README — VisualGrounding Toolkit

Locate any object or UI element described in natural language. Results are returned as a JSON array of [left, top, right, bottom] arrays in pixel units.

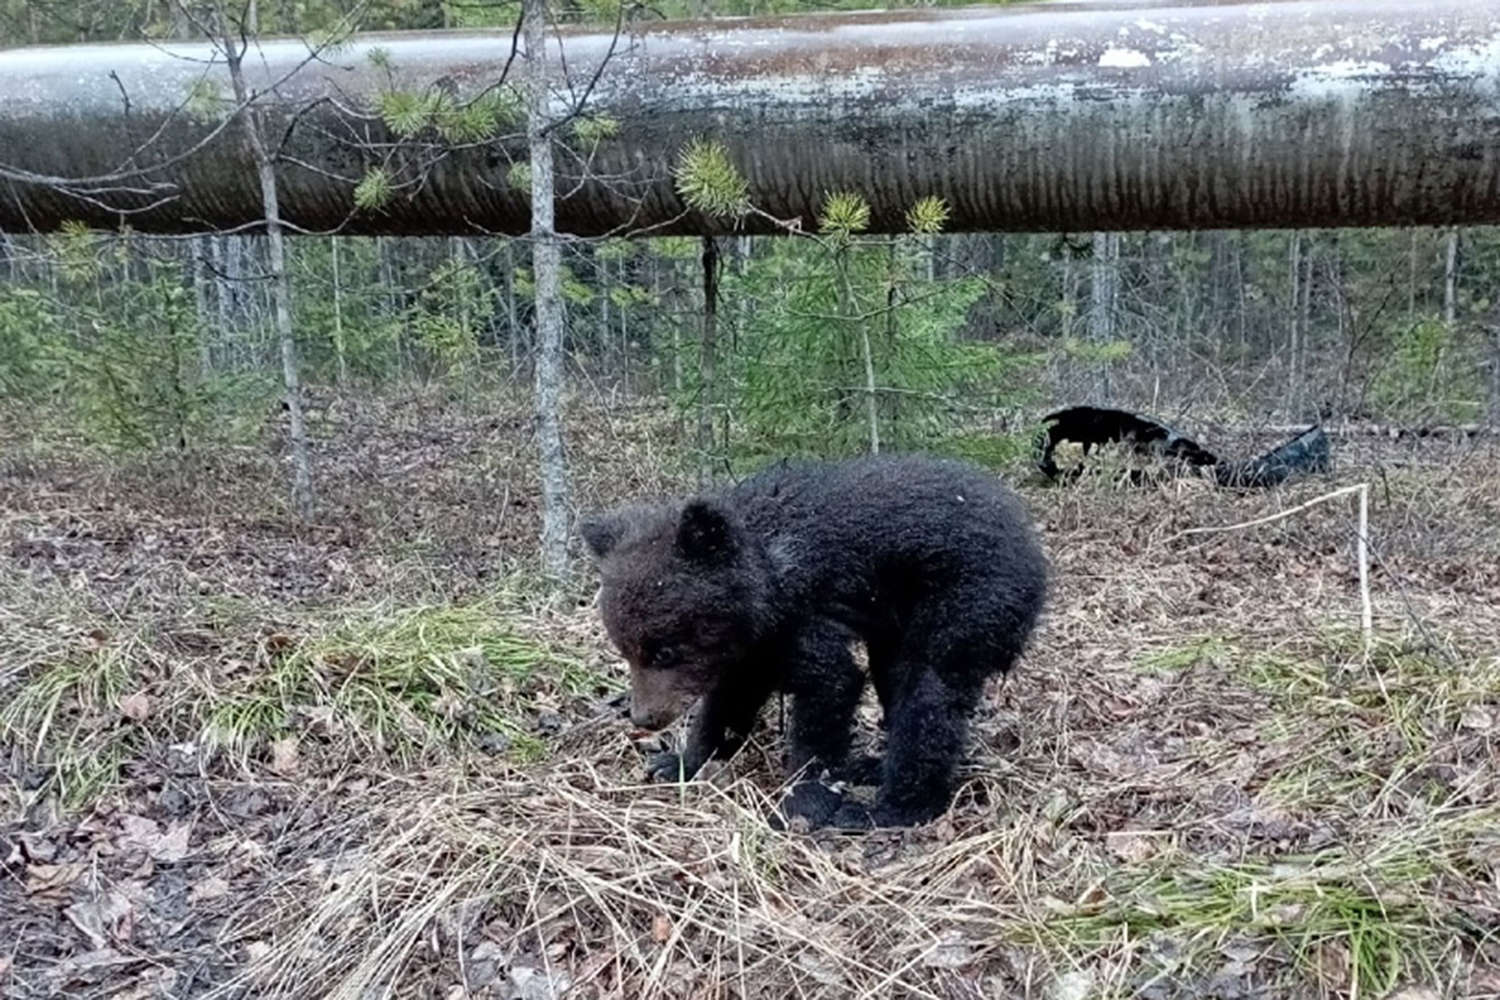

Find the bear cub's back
[[732, 454, 1036, 552]]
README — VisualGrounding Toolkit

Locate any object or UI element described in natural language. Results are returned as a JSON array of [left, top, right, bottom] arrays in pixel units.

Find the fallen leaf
[[1460, 706, 1495, 731], [471, 941, 507, 963], [651, 913, 671, 943], [118, 692, 151, 722], [264, 632, 296, 653], [1077, 876, 1117, 907], [18, 832, 57, 863], [189, 875, 231, 902], [270, 737, 300, 776], [0, 955, 11, 977], [154, 821, 192, 862], [63, 890, 134, 949], [1048, 970, 1093, 1000], [26, 862, 86, 895], [1106, 830, 1159, 864], [1388, 988, 1441, 1000], [119, 815, 160, 849], [1261, 902, 1305, 926], [1316, 941, 1351, 994], [466, 941, 508, 989], [510, 965, 573, 1000], [107, 966, 179, 1000], [118, 816, 193, 862], [1219, 939, 1261, 966], [792, 952, 843, 988], [921, 930, 974, 969], [48, 947, 121, 981]]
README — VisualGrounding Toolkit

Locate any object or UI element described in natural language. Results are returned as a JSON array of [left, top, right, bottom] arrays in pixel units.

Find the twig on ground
[[1164, 483, 1375, 654]]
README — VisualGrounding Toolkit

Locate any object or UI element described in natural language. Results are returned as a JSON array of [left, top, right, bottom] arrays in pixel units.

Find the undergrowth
[[1, 598, 614, 811]]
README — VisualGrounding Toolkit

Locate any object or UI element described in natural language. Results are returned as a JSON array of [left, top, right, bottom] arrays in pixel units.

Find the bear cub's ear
[[580, 517, 616, 560], [675, 500, 739, 565], [581, 502, 672, 561], [580, 509, 636, 560]]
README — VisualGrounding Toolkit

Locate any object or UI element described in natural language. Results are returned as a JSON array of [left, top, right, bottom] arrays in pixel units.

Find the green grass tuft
[[202, 601, 607, 767], [3, 597, 613, 810]]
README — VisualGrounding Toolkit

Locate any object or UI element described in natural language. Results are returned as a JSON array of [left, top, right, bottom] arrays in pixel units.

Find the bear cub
[[580, 453, 1048, 830]]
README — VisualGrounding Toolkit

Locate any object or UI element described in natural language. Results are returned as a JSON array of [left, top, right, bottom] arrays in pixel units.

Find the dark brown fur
[[581, 454, 1048, 830]]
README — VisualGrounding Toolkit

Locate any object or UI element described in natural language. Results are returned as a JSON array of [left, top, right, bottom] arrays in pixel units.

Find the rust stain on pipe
[[2, 0, 1499, 236]]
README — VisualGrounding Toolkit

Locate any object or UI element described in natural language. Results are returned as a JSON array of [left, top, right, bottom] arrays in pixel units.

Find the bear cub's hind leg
[[867, 667, 984, 828]]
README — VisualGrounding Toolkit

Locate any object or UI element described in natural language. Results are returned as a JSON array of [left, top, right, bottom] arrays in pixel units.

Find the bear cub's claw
[[830, 754, 883, 786]]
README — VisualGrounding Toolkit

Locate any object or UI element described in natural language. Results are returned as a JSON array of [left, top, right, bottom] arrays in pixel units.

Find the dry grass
[[2, 389, 1499, 999]]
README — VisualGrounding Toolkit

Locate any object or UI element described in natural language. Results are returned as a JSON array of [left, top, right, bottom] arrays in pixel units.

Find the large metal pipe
[[2, 0, 1500, 237]]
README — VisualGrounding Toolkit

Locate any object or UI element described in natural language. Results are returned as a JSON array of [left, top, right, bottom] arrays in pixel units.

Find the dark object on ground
[[1259, 421, 1499, 440], [1213, 425, 1332, 488], [1035, 406, 1331, 489], [580, 454, 1048, 832]]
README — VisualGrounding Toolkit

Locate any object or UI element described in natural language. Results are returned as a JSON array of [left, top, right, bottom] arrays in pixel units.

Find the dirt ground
[[2, 391, 1498, 999]]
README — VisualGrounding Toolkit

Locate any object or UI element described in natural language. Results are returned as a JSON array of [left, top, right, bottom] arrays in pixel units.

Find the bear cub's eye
[[644, 642, 681, 669]]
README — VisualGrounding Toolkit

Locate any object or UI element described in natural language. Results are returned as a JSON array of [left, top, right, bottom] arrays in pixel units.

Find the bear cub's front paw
[[768, 780, 846, 831], [645, 751, 692, 783]]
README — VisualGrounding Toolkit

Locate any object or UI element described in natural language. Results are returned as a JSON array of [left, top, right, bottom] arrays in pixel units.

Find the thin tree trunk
[[673, 317, 684, 395], [452, 236, 470, 358], [831, 242, 878, 454], [190, 236, 213, 377], [1331, 241, 1351, 416], [697, 235, 719, 486], [1175, 232, 1196, 377], [885, 238, 901, 437], [222, 16, 313, 519], [597, 244, 610, 371], [731, 236, 750, 429], [1491, 320, 1500, 428], [1444, 228, 1459, 331], [1235, 232, 1248, 360], [1061, 254, 1074, 341], [212, 236, 231, 352], [331, 236, 347, 390], [618, 255, 630, 393], [504, 240, 519, 376], [857, 292, 880, 454], [668, 255, 683, 396], [525, 0, 570, 580], [1408, 229, 1418, 322], [377, 236, 400, 378], [1298, 239, 1313, 417], [1437, 227, 1459, 404], [1338, 238, 1350, 410], [721, 245, 733, 451], [1089, 231, 1118, 402], [1288, 230, 1303, 420]]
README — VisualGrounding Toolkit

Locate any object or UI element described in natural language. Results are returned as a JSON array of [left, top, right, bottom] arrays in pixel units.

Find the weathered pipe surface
[[3, 0, 1500, 237]]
